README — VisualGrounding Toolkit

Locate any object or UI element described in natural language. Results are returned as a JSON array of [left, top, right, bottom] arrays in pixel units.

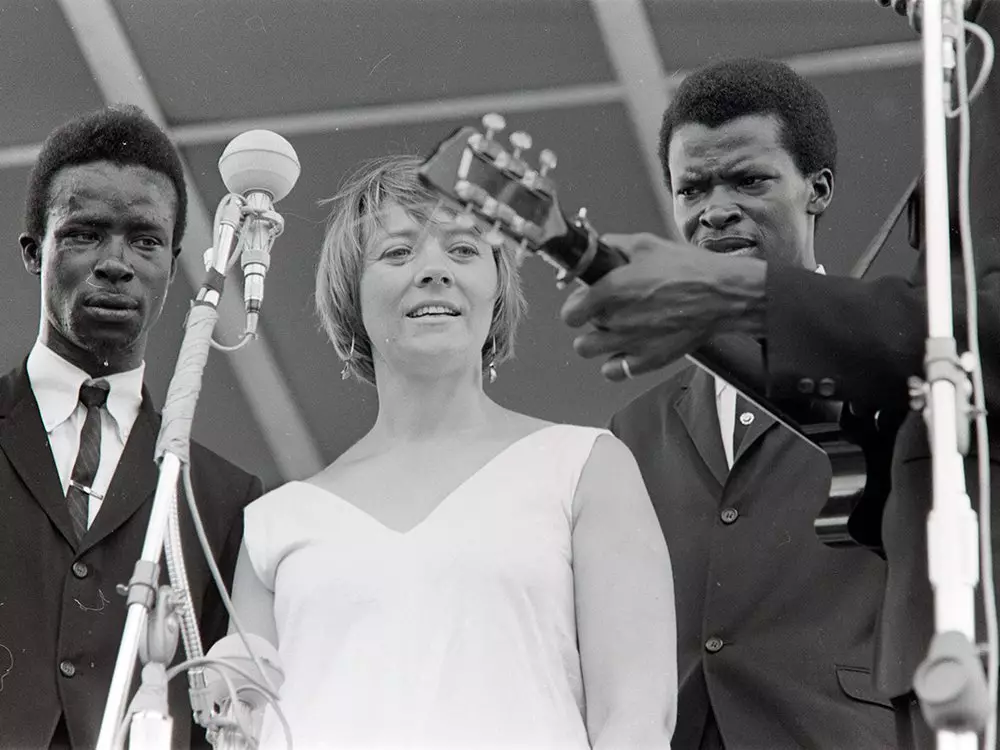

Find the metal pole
[[94, 205, 244, 750], [916, 1, 986, 746]]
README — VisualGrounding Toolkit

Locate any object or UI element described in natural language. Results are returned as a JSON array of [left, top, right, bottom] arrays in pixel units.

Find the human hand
[[560, 233, 766, 382]]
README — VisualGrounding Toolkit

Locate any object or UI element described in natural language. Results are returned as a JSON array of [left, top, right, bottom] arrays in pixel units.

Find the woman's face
[[359, 201, 498, 379]]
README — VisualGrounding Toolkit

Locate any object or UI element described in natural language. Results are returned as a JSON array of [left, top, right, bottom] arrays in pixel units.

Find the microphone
[[200, 633, 285, 749], [873, 0, 974, 32], [218, 130, 301, 334]]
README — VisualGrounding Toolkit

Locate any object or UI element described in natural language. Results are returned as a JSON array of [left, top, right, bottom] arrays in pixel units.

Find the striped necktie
[[66, 378, 110, 544]]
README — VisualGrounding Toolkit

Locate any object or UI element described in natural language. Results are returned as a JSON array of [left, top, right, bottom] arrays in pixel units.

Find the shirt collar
[[27, 341, 145, 443], [715, 376, 728, 399]]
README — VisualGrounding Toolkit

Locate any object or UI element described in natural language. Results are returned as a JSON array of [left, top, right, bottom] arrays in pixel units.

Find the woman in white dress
[[230, 155, 677, 749]]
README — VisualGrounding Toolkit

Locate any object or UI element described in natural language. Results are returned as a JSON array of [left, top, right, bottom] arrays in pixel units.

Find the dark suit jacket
[[762, 0, 1000, 701], [0, 363, 263, 749], [611, 366, 894, 749]]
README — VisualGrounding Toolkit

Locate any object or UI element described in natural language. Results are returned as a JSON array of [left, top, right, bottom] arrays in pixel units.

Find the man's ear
[[806, 168, 834, 216], [19, 234, 42, 275], [170, 247, 181, 283]]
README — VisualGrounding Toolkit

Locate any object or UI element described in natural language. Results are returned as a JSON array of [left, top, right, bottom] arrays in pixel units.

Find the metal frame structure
[[9, 0, 922, 480]]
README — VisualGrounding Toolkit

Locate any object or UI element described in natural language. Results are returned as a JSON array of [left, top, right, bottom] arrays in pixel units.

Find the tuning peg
[[484, 221, 505, 248], [538, 149, 557, 177], [482, 113, 506, 141], [539, 149, 557, 177], [454, 208, 477, 230], [509, 131, 532, 160]]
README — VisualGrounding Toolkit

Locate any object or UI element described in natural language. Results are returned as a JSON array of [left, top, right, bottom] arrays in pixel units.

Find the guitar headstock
[[419, 113, 628, 287], [418, 113, 569, 258]]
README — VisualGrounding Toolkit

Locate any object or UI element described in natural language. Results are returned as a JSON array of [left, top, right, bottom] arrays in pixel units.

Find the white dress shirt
[[714, 264, 825, 469], [27, 342, 144, 528], [715, 377, 738, 469]]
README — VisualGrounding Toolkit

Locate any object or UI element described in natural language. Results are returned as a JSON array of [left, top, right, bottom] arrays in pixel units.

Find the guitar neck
[[563, 234, 840, 443], [540, 222, 630, 285], [417, 118, 877, 550]]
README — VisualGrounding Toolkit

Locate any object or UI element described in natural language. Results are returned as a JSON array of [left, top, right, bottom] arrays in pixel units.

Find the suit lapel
[[0, 365, 77, 547], [674, 367, 729, 487], [732, 393, 777, 466], [80, 393, 161, 554]]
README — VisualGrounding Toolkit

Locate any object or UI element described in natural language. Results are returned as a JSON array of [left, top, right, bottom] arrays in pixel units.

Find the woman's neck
[[369, 363, 497, 443]]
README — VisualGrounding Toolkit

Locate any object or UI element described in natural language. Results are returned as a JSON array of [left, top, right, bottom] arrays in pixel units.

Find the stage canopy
[[0, 0, 922, 487]]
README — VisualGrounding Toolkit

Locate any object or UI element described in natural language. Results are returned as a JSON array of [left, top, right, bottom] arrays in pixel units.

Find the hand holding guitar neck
[[418, 113, 890, 551]]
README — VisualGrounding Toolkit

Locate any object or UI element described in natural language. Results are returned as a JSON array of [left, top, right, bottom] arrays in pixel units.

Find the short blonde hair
[[315, 154, 527, 386]]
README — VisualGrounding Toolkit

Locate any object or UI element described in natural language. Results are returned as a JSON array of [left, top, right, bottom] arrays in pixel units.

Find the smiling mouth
[[406, 306, 461, 319]]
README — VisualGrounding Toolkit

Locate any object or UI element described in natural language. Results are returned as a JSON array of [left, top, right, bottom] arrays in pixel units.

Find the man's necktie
[[66, 378, 110, 544], [732, 393, 758, 459]]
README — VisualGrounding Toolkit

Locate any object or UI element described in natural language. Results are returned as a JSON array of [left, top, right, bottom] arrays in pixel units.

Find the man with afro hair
[[565, 3, 1000, 746], [606, 58, 894, 749], [0, 104, 262, 749]]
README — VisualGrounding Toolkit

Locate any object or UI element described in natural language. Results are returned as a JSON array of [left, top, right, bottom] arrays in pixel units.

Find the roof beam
[[784, 40, 922, 76], [55, 0, 324, 480], [0, 40, 920, 170], [171, 82, 623, 145], [588, 0, 678, 236]]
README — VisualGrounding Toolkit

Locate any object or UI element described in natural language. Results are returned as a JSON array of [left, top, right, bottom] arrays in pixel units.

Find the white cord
[[166, 656, 294, 750], [964, 21, 996, 101], [210, 332, 255, 352], [176, 464, 295, 747], [952, 16, 997, 749], [179, 465, 277, 696]]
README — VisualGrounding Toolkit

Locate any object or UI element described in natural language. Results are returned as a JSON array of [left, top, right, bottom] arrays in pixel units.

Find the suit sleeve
[[198, 472, 265, 650], [764, 0, 1000, 416]]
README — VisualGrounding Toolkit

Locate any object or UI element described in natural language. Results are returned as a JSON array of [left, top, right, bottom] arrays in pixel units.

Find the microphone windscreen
[[218, 130, 300, 202]]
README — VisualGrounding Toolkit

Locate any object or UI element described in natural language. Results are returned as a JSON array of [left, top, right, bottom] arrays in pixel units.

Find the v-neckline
[[300, 424, 559, 536]]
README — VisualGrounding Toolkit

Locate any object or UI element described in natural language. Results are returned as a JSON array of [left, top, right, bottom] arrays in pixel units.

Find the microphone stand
[[94, 194, 250, 750], [909, 0, 991, 746]]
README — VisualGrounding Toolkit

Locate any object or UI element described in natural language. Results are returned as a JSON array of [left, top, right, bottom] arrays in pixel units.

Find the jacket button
[[705, 637, 725, 653], [72, 561, 89, 579], [59, 660, 76, 678], [720, 508, 739, 525], [817, 378, 837, 397], [797, 378, 815, 395]]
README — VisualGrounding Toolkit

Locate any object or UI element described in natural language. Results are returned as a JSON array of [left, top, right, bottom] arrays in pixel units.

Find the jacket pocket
[[836, 665, 894, 709]]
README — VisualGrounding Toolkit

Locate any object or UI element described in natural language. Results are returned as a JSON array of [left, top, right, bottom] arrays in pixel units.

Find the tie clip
[[70, 479, 104, 501]]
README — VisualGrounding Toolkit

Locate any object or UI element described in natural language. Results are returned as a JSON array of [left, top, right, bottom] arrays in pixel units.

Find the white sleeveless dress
[[243, 425, 609, 750]]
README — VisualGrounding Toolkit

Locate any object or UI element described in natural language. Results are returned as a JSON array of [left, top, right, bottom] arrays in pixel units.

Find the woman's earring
[[341, 335, 356, 380], [487, 336, 498, 384]]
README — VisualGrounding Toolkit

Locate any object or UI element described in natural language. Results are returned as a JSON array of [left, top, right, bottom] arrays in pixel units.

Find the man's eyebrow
[[59, 213, 168, 233], [725, 157, 767, 172], [127, 219, 170, 233], [58, 214, 111, 227], [674, 168, 712, 184], [678, 156, 768, 180]]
